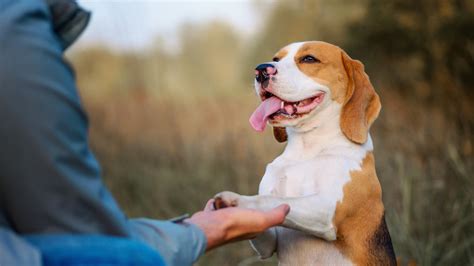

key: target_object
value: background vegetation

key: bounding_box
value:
[69,0,473,265]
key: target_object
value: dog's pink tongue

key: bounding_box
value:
[249,96,282,132]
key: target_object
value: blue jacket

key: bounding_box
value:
[0,0,207,265]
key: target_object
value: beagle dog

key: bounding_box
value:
[214,41,396,265]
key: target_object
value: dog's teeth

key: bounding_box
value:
[281,101,284,109]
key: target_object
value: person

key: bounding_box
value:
[0,0,290,265]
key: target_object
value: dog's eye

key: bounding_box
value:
[300,55,320,63]
[272,57,280,62]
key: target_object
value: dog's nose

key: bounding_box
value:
[255,63,276,83]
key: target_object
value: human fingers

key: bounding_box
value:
[220,204,290,242]
[259,204,290,228]
[224,204,290,232]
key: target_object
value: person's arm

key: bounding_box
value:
[0,1,288,265]
[127,200,289,265]
[0,2,211,265]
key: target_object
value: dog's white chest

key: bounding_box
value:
[256,142,373,265]
[259,136,373,198]
[259,155,352,198]
[257,156,356,266]
[259,160,316,197]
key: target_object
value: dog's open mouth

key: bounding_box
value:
[249,91,325,132]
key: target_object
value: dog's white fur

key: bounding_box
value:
[215,42,375,265]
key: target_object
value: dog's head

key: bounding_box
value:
[249,41,381,144]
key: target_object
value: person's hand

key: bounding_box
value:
[185,199,289,251]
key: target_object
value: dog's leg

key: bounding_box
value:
[215,191,337,241]
[249,228,277,259]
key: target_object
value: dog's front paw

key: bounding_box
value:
[213,191,241,209]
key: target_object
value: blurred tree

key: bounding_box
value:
[71,47,130,98]
[142,38,171,97]
[348,0,474,98]
[172,21,243,97]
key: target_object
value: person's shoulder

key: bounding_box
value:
[0,0,49,38]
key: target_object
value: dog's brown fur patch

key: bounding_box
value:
[340,52,381,144]
[293,41,348,103]
[333,152,396,265]
[273,48,289,62]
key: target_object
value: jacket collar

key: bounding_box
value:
[45,0,91,50]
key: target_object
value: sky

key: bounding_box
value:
[75,0,262,51]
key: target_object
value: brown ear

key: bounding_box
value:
[273,127,287,143]
[340,52,381,144]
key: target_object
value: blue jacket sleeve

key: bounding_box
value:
[0,228,42,266]
[130,219,207,265]
[0,1,207,265]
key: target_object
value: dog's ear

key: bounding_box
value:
[273,127,287,143]
[340,51,381,144]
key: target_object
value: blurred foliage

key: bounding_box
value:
[69,0,473,265]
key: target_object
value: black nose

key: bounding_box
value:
[255,63,276,83]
